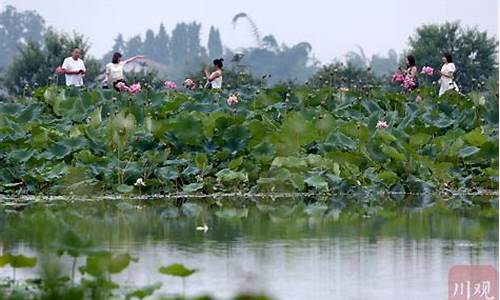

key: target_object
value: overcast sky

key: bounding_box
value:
[1,0,498,63]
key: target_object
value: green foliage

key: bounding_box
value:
[308,61,381,89]
[408,21,498,92]
[159,263,197,278]
[0,5,45,68]
[346,46,399,76]
[229,40,319,85]
[0,253,37,269]
[0,80,497,197]
[207,26,223,59]
[5,29,102,94]
[126,282,162,299]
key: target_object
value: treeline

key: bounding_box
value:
[101,22,319,84]
[0,5,497,95]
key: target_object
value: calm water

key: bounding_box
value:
[0,197,498,299]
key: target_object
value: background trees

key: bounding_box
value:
[407,21,498,91]
[5,30,101,94]
[207,26,223,59]
[0,5,45,69]
[0,5,497,95]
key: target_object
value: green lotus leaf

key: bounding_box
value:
[116,184,134,193]
[458,146,480,158]
[182,182,204,192]
[158,263,197,278]
[304,174,328,191]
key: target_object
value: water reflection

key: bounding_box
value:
[0,196,497,299]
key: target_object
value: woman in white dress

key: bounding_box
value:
[105,52,144,91]
[204,58,223,89]
[438,53,458,96]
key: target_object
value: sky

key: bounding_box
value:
[1,0,498,63]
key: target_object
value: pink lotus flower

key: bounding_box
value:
[116,81,130,92]
[183,78,196,90]
[420,66,434,76]
[128,83,142,95]
[376,120,388,129]
[415,95,422,103]
[392,72,405,83]
[164,80,177,90]
[227,95,239,106]
[402,76,416,89]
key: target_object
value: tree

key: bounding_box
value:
[154,23,170,64]
[239,39,318,84]
[143,29,156,60]
[170,22,206,66]
[262,35,279,51]
[125,35,143,57]
[102,34,125,63]
[5,29,101,94]
[408,21,498,91]
[207,26,223,59]
[370,49,399,76]
[170,23,189,65]
[0,5,46,68]
[308,61,381,89]
[345,45,369,70]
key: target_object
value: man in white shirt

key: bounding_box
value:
[61,47,86,87]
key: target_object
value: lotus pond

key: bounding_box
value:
[0,82,498,299]
[0,195,497,299]
[0,84,498,197]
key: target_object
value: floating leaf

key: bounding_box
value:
[304,175,328,191]
[158,263,197,278]
[182,183,204,192]
[116,184,134,193]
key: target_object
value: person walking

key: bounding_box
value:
[439,53,458,96]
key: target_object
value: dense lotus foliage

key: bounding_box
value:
[0,82,498,198]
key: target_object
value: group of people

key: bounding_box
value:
[57,47,224,91]
[58,47,459,97]
[401,53,458,96]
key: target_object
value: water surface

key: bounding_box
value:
[0,196,497,299]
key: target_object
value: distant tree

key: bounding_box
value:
[370,49,399,76]
[207,26,223,59]
[102,34,126,63]
[239,39,318,84]
[170,23,189,65]
[408,21,498,91]
[185,22,205,60]
[125,35,144,57]
[5,29,101,94]
[308,61,381,89]
[170,22,206,66]
[346,45,369,69]
[0,5,46,68]
[154,23,170,64]
[262,35,279,51]
[143,29,156,60]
